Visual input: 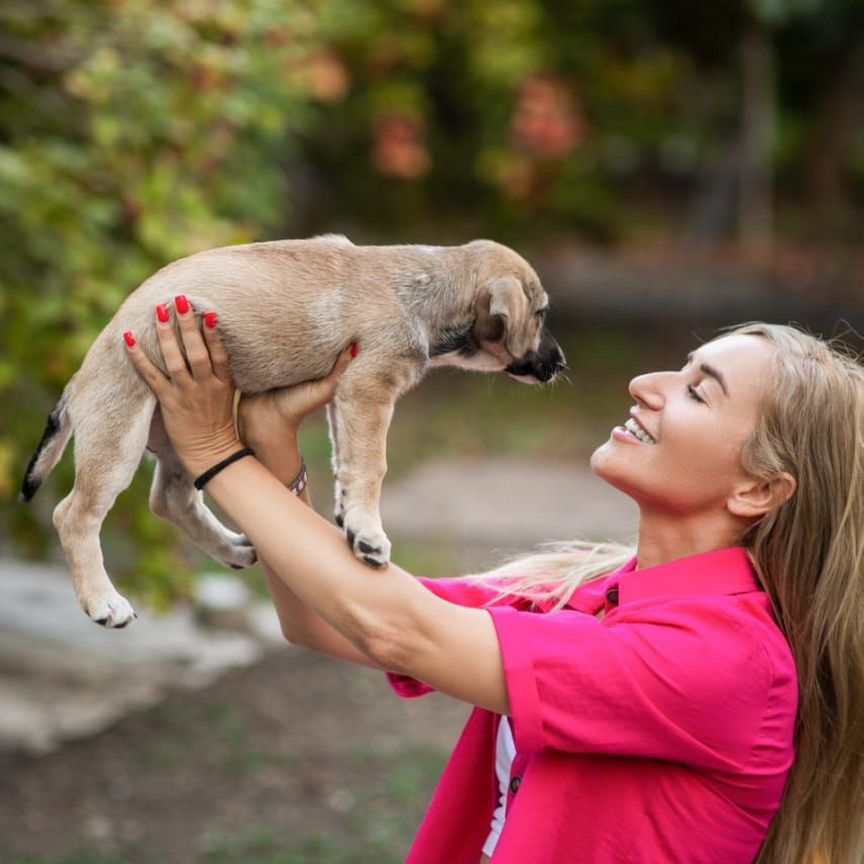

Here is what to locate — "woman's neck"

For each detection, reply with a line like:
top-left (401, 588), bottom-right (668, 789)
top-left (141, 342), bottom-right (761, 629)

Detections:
top-left (635, 509), bottom-right (744, 571)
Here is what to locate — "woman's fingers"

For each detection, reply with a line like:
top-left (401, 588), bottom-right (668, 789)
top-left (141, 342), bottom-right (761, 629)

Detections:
top-left (268, 343), bottom-right (357, 421)
top-left (294, 344), bottom-right (356, 409)
top-left (200, 312), bottom-right (235, 385)
top-left (329, 344), bottom-right (356, 382)
top-left (154, 303), bottom-right (193, 385)
top-left (173, 295), bottom-right (214, 381)
top-left (123, 331), bottom-right (169, 396)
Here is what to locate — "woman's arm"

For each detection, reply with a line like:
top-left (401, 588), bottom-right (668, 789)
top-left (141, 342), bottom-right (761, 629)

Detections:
top-left (203, 456), bottom-right (509, 713)
top-left (263, 568), bottom-right (384, 670)
top-left (247, 418), bottom-right (384, 670)
top-left (207, 458), bottom-right (509, 713)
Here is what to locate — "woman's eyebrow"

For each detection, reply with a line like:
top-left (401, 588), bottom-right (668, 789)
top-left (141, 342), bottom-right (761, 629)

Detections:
top-left (686, 351), bottom-right (730, 398)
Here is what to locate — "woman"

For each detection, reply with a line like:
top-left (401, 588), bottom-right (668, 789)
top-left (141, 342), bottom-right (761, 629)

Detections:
top-left (124, 305), bottom-right (864, 864)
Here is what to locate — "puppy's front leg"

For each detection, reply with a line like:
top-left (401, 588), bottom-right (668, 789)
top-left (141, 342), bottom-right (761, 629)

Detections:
top-left (332, 390), bottom-right (396, 568)
top-left (325, 403), bottom-right (346, 528)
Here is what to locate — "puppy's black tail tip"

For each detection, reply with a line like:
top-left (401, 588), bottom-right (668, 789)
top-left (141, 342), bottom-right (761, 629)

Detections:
top-left (19, 395), bottom-right (72, 504)
top-left (20, 460), bottom-right (44, 503)
top-left (19, 475), bottom-right (41, 503)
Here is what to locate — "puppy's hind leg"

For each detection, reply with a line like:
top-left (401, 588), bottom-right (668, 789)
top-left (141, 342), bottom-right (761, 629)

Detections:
top-left (53, 395), bottom-right (155, 628)
top-left (147, 411), bottom-right (257, 570)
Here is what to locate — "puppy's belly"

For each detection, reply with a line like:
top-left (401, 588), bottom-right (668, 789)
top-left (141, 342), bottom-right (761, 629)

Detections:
top-left (228, 343), bottom-right (345, 393)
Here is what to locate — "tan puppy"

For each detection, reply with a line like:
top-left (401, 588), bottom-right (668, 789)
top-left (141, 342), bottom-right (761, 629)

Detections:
top-left (20, 236), bottom-right (566, 628)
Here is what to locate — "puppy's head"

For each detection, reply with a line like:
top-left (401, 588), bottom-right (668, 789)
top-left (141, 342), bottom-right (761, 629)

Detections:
top-left (470, 243), bottom-right (566, 384)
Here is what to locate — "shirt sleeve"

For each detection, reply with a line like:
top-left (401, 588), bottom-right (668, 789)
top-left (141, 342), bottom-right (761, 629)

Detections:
top-left (486, 601), bottom-right (771, 772)
top-left (385, 576), bottom-right (518, 699)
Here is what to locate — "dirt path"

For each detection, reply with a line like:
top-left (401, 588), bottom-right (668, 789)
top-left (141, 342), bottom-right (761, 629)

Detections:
top-left (0, 646), bottom-right (470, 864)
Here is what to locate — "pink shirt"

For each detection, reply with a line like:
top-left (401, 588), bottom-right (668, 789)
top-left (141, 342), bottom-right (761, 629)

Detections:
top-left (387, 546), bottom-right (798, 863)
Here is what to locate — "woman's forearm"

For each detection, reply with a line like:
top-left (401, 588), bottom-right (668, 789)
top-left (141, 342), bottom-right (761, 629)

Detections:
top-left (245, 429), bottom-right (324, 645)
top-left (207, 458), bottom-right (427, 665)
top-left (202, 454), bottom-right (427, 664)
top-left (241, 418), bottom-right (375, 660)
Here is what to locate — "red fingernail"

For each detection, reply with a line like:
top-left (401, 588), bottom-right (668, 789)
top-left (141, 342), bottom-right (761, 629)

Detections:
top-left (204, 311), bottom-right (218, 329)
top-left (350, 343), bottom-right (358, 358)
top-left (123, 331), bottom-right (136, 348)
top-left (156, 304), bottom-right (169, 323)
top-left (175, 295), bottom-right (189, 315)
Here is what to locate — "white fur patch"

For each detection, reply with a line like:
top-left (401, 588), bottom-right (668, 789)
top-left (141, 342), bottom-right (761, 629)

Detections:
top-left (309, 288), bottom-right (347, 329)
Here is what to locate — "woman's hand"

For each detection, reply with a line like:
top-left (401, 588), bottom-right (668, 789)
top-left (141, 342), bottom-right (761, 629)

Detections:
top-left (124, 295), bottom-right (358, 478)
top-left (124, 297), bottom-right (242, 478)
top-left (238, 344), bottom-right (356, 449)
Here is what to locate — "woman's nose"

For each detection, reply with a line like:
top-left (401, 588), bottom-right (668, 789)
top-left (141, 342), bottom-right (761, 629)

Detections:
top-left (628, 371), bottom-right (667, 408)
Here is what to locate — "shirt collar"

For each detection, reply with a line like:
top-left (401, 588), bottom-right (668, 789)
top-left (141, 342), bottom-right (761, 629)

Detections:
top-left (605, 546), bottom-right (761, 606)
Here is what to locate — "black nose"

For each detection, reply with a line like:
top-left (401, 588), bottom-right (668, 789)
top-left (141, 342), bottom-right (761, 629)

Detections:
top-left (507, 341), bottom-right (567, 382)
top-left (536, 339), bottom-right (566, 382)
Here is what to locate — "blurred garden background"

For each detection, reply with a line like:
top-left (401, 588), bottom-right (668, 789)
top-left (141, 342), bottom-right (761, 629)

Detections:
top-left (1, 0), bottom-right (863, 862)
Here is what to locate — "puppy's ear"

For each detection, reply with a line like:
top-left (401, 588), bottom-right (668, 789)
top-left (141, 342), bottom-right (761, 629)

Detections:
top-left (484, 275), bottom-right (530, 357)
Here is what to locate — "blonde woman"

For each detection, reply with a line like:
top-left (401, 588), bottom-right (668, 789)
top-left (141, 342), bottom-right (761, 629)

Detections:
top-left (125, 305), bottom-right (863, 864)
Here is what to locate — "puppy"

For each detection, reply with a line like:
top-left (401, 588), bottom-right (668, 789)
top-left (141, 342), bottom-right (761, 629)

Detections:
top-left (21, 235), bottom-right (566, 627)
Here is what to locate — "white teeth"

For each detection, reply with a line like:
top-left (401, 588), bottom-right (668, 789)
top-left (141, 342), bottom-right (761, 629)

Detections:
top-left (624, 417), bottom-right (656, 444)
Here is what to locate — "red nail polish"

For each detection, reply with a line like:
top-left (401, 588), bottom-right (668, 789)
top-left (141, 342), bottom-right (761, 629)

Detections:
top-left (175, 295), bottom-right (189, 315)
top-left (123, 331), bottom-right (136, 348)
top-left (204, 311), bottom-right (218, 329)
top-left (156, 304), bottom-right (169, 323)
top-left (350, 343), bottom-right (358, 358)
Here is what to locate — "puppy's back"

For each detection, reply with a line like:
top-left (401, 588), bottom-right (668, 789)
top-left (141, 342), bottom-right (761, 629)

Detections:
top-left (84, 238), bottom-right (424, 394)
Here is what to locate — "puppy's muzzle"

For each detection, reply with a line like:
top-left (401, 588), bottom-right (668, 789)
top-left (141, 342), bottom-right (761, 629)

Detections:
top-left (507, 334), bottom-right (566, 383)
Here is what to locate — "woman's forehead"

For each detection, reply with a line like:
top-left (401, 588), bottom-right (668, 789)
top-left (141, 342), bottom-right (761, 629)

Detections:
top-left (698, 335), bottom-right (776, 399)
top-left (699, 334), bottom-right (772, 363)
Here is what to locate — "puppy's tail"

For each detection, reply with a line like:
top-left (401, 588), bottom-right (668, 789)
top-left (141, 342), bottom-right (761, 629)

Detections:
top-left (19, 392), bottom-right (73, 503)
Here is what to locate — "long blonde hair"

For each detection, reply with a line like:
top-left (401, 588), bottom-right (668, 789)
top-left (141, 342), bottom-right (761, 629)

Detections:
top-left (463, 322), bottom-right (864, 864)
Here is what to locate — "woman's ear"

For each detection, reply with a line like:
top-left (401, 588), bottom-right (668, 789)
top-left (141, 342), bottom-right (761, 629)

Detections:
top-left (727, 472), bottom-right (797, 520)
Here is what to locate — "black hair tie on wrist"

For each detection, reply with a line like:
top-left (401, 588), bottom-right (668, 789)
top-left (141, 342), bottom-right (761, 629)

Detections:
top-left (193, 447), bottom-right (255, 491)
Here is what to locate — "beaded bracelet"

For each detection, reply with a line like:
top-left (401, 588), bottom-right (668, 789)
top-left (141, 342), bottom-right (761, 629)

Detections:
top-left (193, 447), bottom-right (256, 491)
top-left (288, 458), bottom-right (308, 496)
top-left (232, 389), bottom-right (305, 496)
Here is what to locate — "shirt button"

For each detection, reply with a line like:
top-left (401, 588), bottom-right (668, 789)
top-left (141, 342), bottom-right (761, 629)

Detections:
top-left (510, 775), bottom-right (522, 794)
top-left (605, 586), bottom-right (619, 605)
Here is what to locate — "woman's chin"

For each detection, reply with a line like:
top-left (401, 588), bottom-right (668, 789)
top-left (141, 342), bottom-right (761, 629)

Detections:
top-left (590, 449), bottom-right (646, 499)
top-left (589, 439), bottom-right (628, 475)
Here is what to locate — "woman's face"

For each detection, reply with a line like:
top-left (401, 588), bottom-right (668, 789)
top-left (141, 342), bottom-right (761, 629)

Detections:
top-left (590, 334), bottom-right (777, 516)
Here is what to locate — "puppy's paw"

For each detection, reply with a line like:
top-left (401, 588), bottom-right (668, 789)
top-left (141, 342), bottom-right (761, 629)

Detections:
top-left (84, 589), bottom-right (137, 629)
top-left (344, 518), bottom-right (391, 569)
top-left (220, 542), bottom-right (258, 570)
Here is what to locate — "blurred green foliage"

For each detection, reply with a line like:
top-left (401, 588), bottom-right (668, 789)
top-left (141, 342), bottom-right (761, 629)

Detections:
top-left (0, 0), bottom-right (339, 603)
top-left (1, 0), bottom-right (861, 603)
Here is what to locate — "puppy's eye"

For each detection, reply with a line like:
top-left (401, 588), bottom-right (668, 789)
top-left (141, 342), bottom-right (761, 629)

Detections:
top-left (535, 309), bottom-right (547, 321)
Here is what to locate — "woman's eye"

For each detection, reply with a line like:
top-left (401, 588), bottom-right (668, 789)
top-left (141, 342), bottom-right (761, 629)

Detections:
top-left (687, 384), bottom-right (705, 403)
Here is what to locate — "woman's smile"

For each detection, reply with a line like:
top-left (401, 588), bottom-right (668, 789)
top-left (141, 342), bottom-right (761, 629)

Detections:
top-left (612, 425), bottom-right (644, 444)
top-left (611, 417), bottom-right (657, 446)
